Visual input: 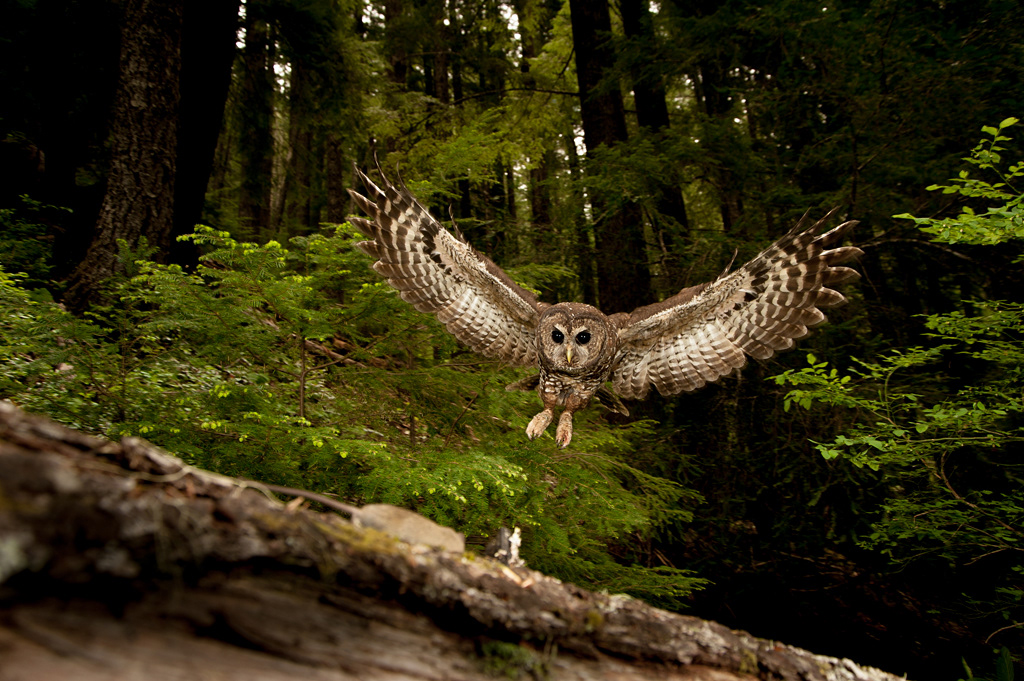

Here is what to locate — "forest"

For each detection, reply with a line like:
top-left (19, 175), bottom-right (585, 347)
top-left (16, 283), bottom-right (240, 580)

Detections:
top-left (1, 0), bottom-right (1022, 677)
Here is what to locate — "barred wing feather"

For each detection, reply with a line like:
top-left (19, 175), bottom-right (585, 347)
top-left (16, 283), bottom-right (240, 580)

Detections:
top-left (612, 210), bottom-right (861, 399)
top-left (348, 166), bottom-right (543, 366)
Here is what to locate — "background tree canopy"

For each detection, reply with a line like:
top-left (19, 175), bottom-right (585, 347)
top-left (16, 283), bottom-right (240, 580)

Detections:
top-left (1, 0), bottom-right (1022, 677)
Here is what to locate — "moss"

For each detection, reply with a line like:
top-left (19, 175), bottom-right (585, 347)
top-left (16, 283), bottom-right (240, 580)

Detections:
top-left (476, 639), bottom-right (549, 680)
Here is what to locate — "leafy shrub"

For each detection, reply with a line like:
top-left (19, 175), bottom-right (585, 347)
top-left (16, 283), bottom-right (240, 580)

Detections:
top-left (774, 119), bottom-right (1024, 665)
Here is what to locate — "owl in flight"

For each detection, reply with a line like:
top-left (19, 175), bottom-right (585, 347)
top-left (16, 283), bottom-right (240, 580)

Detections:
top-left (348, 165), bottom-right (861, 448)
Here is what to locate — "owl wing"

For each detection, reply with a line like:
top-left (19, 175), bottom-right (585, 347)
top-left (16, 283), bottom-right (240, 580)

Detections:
top-left (612, 210), bottom-right (861, 399)
top-left (348, 164), bottom-right (543, 366)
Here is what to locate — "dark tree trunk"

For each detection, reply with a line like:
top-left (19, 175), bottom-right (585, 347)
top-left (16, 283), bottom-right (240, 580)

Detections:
top-left (64, 0), bottom-right (184, 311)
top-left (286, 64), bottom-right (313, 233)
top-left (618, 0), bottom-right (690, 291)
top-left (384, 0), bottom-right (408, 86)
top-left (171, 0), bottom-right (240, 264)
top-left (277, 62), bottom-right (315, 235)
top-left (427, 0), bottom-right (450, 106)
top-left (528, 153), bottom-right (553, 239)
top-left (452, 53), bottom-right (464, 102)
top-left (325, 133), bottom-right (349, 224)
top-left (695, 61), bottom-right (743, 234)
top-left (237, 5), bottom-right (276, 242)
top-left (619, 0), bottom-right (669, 132)
top-left (563, 129), bottom-right (596, 306)
top-left (567, 0), bottom-right (651, 313)
top-left (509, 0), bottom-right (559, 259)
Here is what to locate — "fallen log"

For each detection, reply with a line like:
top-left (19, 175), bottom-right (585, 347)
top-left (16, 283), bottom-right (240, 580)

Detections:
top-left (0, 401), bottom-right (905, 680)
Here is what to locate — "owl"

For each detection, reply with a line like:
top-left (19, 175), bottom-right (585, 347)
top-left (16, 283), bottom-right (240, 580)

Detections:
top-left (348, 165), bottom-right (861, 448)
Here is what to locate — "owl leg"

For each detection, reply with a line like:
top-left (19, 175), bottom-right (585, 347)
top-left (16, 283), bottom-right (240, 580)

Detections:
top-left (555, 411), bottom-right (574, 448)
top-left (525, 409), bottom-right (554, 440)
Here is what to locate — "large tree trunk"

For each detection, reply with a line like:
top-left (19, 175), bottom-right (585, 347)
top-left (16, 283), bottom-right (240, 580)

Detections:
top-left (509, 0), bottom-right (561, 264)
top-left (283, 62), bottom-right (315, 235)
top-left (567, 0), bottom-right (651, 313)
top-left (237, 2), bottom-right (276, 242)
top-left (618, 0), bottom-right (690, 291)
top-left (171, 0), bottom-right (240, 264)
top-left (383, 0), bottom-right (409, 87)
top-left (64, 0), bottom-right (184, 311)
top-left (0, 402), bottom-right (907, 681)
top-left (325, 132), bottom-right (350, 224)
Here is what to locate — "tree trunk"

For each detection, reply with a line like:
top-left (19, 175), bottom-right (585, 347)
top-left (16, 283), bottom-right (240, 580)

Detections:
top-left (563, 129), bottom-right (596, 306)
top-left (281, 62), bottom-right (315, 235)
top-left (325, 132), bottom-right (349, 224)
top-left (509, 0), bottom-right (562, 263)
top-left (695, 61), bottom-right (743, 234)
top-left (0, 402), bottom-right (909, 681)
top-left (237, 1), bottom-right (276, 242)
top-left (619, 0), bottom-right (669, 133)
top-left (171, 0), bottom-right (240, 264)
top-left (383, 0), bottom-right (408, 86)
top-left (567, 0), bottom-right (651, 313)
top-left (64, 0), bottom-right (184, 311)
top-left (618, 0), bottom-right (690, 291)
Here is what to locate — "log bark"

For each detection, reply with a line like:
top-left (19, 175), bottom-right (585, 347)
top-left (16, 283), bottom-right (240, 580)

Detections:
top-left (0, 402), bottom-right (905, 681)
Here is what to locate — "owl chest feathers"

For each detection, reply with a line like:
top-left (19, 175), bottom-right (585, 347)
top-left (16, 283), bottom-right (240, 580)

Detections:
top-left (537, 365), bottom-right (609, 410)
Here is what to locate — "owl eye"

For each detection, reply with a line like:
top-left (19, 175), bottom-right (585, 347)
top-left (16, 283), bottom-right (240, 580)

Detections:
top-left (551, 329), bottom-right (565, 344)
top-left (575, 331), bottom-right (591, 345)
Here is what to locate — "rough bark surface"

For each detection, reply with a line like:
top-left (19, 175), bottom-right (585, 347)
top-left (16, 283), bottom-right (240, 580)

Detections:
top-left (64, 0), bottom-right (183, 310)
top-left (0, 402), bottom-right (905, 681)
top-left (567, 0), bottom-right (651, 314)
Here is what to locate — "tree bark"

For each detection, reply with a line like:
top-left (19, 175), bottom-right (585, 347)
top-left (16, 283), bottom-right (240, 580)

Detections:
top-left (618, 0), bottom-right (690, 290)
top-left (237, 3), bottom-right (276, 241)
top-left (0, 402), bottom-right (909, 681)
top-left (619, 0), bottom-right (670, 133)
top-left (284, 61), bottom-right (315, 235)
top-left (64, 0), bottom-right (184, 311)
top-left (384, 0), bottom-right (409, 86)
top-left (325, 132), bottom-right (350, 224)
top-left (567, 0), bottom-right (651, 313)
top-left (171, 0), bottom-right (240, 264)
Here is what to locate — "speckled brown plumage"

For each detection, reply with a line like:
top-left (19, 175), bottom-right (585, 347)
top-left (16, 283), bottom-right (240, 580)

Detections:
top-left (349, 164), bottom-right (862, 448)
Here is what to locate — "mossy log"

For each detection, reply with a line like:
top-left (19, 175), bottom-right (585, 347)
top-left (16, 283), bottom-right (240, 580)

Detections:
top-left (0, 402), bottom-right (905, 680)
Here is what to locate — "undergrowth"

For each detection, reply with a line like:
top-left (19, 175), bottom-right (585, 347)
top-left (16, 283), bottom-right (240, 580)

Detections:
top-left (0, 223), bottom-right (707, 605)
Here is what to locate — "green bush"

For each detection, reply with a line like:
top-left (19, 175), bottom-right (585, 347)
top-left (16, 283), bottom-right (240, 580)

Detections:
top-left (774, 119), bottom-right (1024, 664)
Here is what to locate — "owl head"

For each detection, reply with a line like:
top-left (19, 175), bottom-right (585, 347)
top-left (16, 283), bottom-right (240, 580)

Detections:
top-left (536, 303), bottom-right (616, 374)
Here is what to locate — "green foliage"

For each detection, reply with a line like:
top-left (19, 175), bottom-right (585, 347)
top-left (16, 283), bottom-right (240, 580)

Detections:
top-left (476, 640), bottom-right (549, 680)
top-left (774, 122), bottom-right (1024, 659)
top-left (0, 223), bottom-right (704, 604)
top-left (961, 648), bottom-right (1015, 681)
top-left (896, 117), bottom-right (1024, 251)
top-left (0, 195), bottom-right (67, 292)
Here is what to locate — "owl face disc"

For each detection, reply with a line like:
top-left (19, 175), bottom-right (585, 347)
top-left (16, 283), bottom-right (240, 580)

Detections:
top-left (536, 303), bottom-right (616, 377)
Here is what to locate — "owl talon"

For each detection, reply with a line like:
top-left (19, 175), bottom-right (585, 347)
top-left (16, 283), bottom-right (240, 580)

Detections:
top-left (526, 409), bottom-right (554, 440)
top-left (555, 411), bottom-right (574, 448)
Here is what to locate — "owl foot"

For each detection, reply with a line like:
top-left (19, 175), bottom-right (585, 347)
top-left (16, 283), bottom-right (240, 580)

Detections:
top-left (525, 409), bottom-right (554, 440)
top-left (555, 411), bottom-right (574, 448)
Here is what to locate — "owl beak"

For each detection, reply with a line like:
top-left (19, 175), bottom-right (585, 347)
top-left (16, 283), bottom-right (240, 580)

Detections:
top-left (565, 346), bottom-right (574, 365)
